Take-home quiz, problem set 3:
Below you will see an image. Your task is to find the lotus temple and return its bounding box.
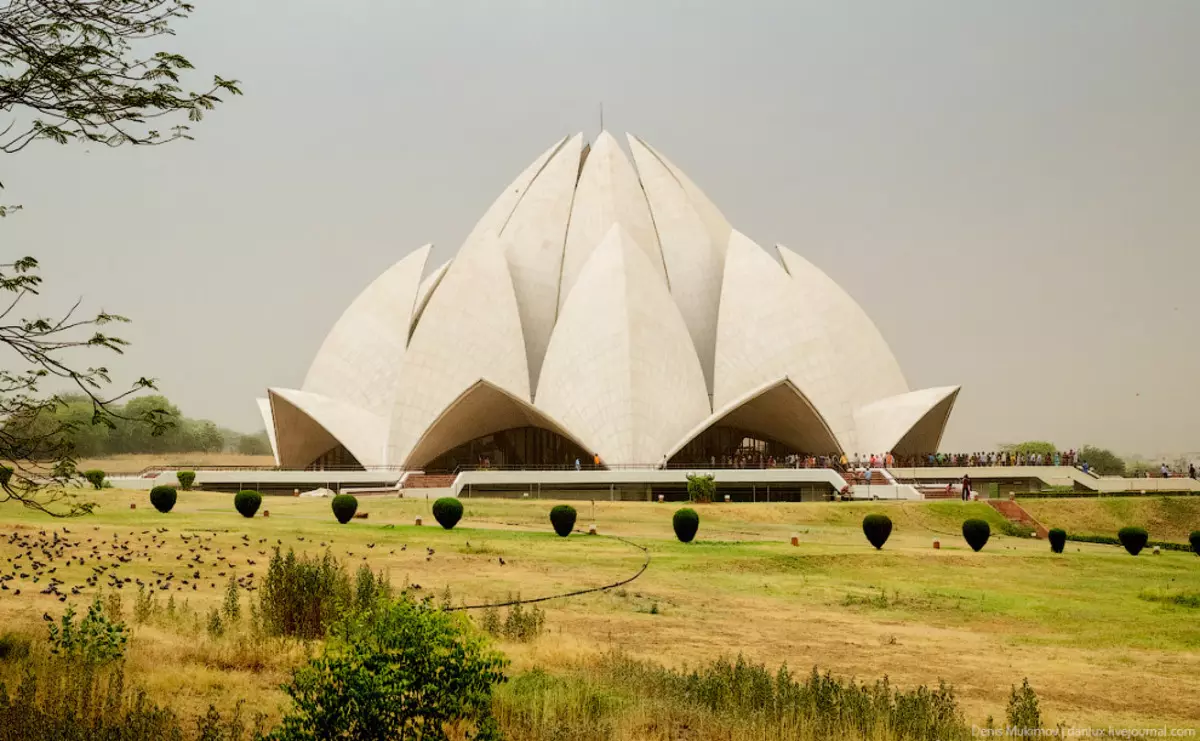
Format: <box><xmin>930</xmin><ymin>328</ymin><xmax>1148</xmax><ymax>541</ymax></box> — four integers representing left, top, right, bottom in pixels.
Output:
<box><xmin>127</xmin><ymin>131</ymin><xmax>1186</xmax><ymax>501</ymax></box>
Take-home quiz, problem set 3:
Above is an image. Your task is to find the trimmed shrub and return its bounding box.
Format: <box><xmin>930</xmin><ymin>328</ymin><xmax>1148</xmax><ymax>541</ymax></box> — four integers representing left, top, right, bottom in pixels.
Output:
<box><xmin>432</xmin><ymin>497</ymin><xmax>463</xmax><ymax>530</ymax></box>
<box><xmin>148</xmin><ymin>486</ymin><xmax>177</xmax><ymax>514</ymax></box>
<box><xmin>1048</xmin><ymin>528</ymin><xmax>1066</xmax><ymax>554</ymax></box>
<box><xmin>331</xmin><ymin>494</ymin><xmax>358</xmax><ymax>524</ymax></box>
<box><xmin>176</xmin><ymin>470</ymin><xmax>196</xmax><ymax>490</ymax></box>
<box><xmin>235</xmin><ymin>489</ymin><xmax>263</xmax><ymax>518</ymax></box>
<box><xmin>962</xmin><ymin>519</ymin><xmax>990</xmax><ymax>552</ymax></box>
<box><xmin>672</xmin><ymin>508</ymin><xmax>700</xmax><ymax>543</ymax></box>
<box><xmin>83</xmin><ymin>469</ymin><xmax>106</xmax><ymax>490</ymax></box>
<box><xmin>862</xmin><ymin>514</ymin><xmax>892</xmax><ymax>550</ymax></box>
<box><xmin>549</xmin><ymin>505</ymin><xmax>577</xmax><ymax>537</ymax></box>
<box><xmin>1191</xmin><ymin>531</ymin><xmax>1200</xmax><ymax>556</ymax></box>
<box><xmin>1066</xmin><ymin>532</ymin><xmax>1189</xmax><ymax>552</ymax></box>
<box><xmin>1118</xmin><ymin>526</ymin><xmax>1149</xmax><ymax>556</ymax></box>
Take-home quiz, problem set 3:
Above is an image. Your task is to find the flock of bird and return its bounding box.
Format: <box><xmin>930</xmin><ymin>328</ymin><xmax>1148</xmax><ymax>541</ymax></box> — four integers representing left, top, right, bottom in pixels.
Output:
<box><xmin>1</xmin><ymin>522</ymin><xmax>510</xmax><ymax>609</ymax></box>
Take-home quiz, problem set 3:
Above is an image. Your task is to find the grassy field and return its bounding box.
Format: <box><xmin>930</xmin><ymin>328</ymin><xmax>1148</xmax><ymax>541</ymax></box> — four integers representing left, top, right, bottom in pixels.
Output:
<box><xmin>73</xmin><ymin>453</ymin><xmax>277</xmax><ymax>474</ymax></box>
<box><xmin>1</xmin><ymin>490</ymin><xmax>1198</xmax><ymax>734</ymax></box>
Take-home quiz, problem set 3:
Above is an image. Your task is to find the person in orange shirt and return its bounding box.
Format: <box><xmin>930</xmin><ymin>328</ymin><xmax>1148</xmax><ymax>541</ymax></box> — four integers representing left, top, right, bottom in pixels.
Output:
<box><xmin>592</xmin><ymin>452</ymin><xmax>601</xmax><ymax>469</ymax></box>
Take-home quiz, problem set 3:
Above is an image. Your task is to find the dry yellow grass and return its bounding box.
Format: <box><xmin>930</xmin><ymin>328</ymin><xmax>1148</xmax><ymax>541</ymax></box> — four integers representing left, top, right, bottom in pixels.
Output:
<box><xmin>1</xmin><ymin>490</ymin><xmax>1198</xmax><ymax>732</ymax></box>
<box><xmin>73</xmin><ymin>453</ymin><xmax>277</xmax><ymax>474</ymax></box>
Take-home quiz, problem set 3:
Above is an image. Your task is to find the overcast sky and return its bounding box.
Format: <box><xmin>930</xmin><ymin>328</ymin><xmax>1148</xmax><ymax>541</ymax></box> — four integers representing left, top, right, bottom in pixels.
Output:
<box><xmin>5</xmin><ymin>0</ymin><xmax>1198</xmax><ymax>457</ymax></box>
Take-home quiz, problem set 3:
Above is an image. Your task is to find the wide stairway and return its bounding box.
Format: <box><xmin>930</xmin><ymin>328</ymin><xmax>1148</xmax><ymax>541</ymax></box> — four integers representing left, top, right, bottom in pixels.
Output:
<box><xmin>402</xmin><ymin>473</ymin><xmax>457</xmax><ymax>489</ymax></box>
<box><xmin>986</xmin><ymin>499</ymin><xmax>1049</xmax><ymax>538</ymax></box>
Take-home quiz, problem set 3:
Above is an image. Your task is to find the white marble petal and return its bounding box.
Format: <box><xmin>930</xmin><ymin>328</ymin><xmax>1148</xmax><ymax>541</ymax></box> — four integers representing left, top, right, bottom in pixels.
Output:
<box><xmin>537</xmin><ymin>224</ymin><xmax>710</xmax><ymax>466</ymax></box>
<box><xmin>302</xmin><ymin>245</ymin><xmax>430</xmax><ymax>417</ymax></box>
<box><xmin>637</xmin><ymin>137</ymin><xmax>732</xmax><ymax>262</ymax></box>
<box><xmin>854</xmin><ymin>386</ymin><xmax>961</xmax><ymax>457</ymax></box>
<box><xmin>410</xmin><ymin>258</ymin><xmax>451</xmax><ymax>339</ymax></box>
<box><xmin>256</xmin><ymin>397</ymin><xmax>280</xmax><ymax>466</ymax></box>
<box><xmin>387</xmin><ymin>238</ymin><xmax>531</xmax><ymax>466</ymax></box>
<box><xmin>627</xmin><ymin>134</ymin><xmax>724</xmax><ymax>392</ymax></box>
<box><xmin>559</xmin><ymin>131</ymin><xmax>664</xmax><ymax>312</ymax></box>
<box><xmin>268</xmin><ymin>388</ymin><xmax>388</xmax><ymax>468</ymax></box>
<box><xmin>497</xmin><ymin>133</ymin><xmax>584</xmax><ymax>390</ymax></box>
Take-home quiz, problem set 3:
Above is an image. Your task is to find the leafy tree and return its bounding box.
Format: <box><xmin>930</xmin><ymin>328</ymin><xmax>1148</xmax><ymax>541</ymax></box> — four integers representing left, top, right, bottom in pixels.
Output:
<box><xmin>1</xmin><ymin>0</ymin><xmax>240</xmax><ymax>515</ymax></box>
<box><xmin>267</xmin><ymin>596</ymin><xmax>507</xmax><ymax>741</ymax></box>
<box><xmin>237</xmin><ymin>431</ymin><xmax>272</xmax><ymax>456</ymax></box>
<box><xmin>686</xmin><ymin>473</ymin><xmax>715</xmax><ymax>503</ymax></box>
<box><xmin>1000</xmin><ymin>441</ymin><xmax>1057</xmax><ymax>456</ymax></box>
<box><xmin>1078</xmin><ymin>445</ymin><xmax>1125</xmax><ymax>476</ymax></box>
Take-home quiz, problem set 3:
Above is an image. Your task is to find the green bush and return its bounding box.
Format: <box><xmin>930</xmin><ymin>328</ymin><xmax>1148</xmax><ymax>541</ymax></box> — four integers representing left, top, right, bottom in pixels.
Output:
<box><xmin>673</xmin><ymin>508</ymin><xmax>700</xmax><ymax>543</ymax></box>
<box><xmin>331</xmin><ymin>494</ymin><xmax>358</xmax><ymax>524</ymax></box>
<box><xmin>235</xmin><ymin>489</ymin><xmax>262</xmax><ymax>518</ymax></box>
<box><xmin>1048</xmin><ymin>528</ymin><xmax>1066</xmax><ymax>554</ymax></box>
<box><xmin>1190</xmin><ymin>531</ymin><xmax>1199</xmax><ymax>556</ymax></box>
<box><xmin>149</xmin><ymin>485</ymin><xmax>177</xmax><ymax>514</ymax></box>
<box><xmin>259</xmin><ymin>547</ymin><xmax>352</xmax><ymax>639</ymax></box>
<box><xmin>432</xmin><ymin>497</ymin><xmax>463</xmax><ymax>529</ymax></box>
<box><xmin>686</xmin><ymin>473</ymin><xmax>716</xmax><ymax>503</ymax></box>
<box><xmin>549</xmin><ymin>504</ymin><xmax>577</xmax><ymax>537</ymax></box>
<box><xmin>861</xmin><ymin>514</ymin><xmax>892</xmax><ymax>550</ymax></box>
<box><xmin>1118</xmin><ymin>526</ymin><xmax>1148</xmax><ymax>556</ymax></box>
<box><xmin>997</xmin><ymin>520</ymin><xmax>1036</xmax><ymax>538</ymax></box>
<box><xmin>265</xmin><ymin>595</ymin><xmax>508</xmax><ymax>741</ymax></box>
<box><xmin>83</xmin><ymin>469</ymin><xmax>106</xmax><ymax>490</ymax></box>
<box><xmin>48</xmin><ymin>595</ymin><xmax>127</xmax><ymax>664</ymax></box>
<box><xmin>962</xmin><ymin>519</ymin><xmax>990</xmax><ymax>552</ymax></box>
<box><xmin>176</xmin><ymin>470</ymin><xmax>196</xmax><ymax>490</ymax></box>
<box><xmin>1006</xmin><ymin>678</ymin><xmax>1042</xmax><ymax>734</ymax></box>
<box><xmin>1066</xmin><ymin>533</ymin><xmax>1189</xmax><ymax>552</ymax></box>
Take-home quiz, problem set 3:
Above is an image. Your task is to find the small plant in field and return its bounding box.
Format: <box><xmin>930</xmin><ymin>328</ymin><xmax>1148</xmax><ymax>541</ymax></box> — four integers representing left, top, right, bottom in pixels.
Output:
<box><xmin>331</xmin><ymin>494</ymin><xmax>358</xmax><ymax>524</ymax></box>
<box><xmin>0</xmin><ymin>632</ymin><xmax>31</xmax><ymax>661</ymax></box>
<box><xmin>235</xmin><ymin>489</ymin><xmax>262</xmax><ymax>518</ymax></box>
<box><xmin>1006</xmin><ymin>678</ymin><xmax>1042</xmax><ymax>733</ymax></box>
<box><xmin>479</xmin><ymin>604</ymin><xmax>501</xmax><ymax>635</ymax></box>
<box><xmin>133</xmin><ymin>585</ymin><xmax>159</xmax><ymax>624</ymax></box>
<box><xmin>1189</xmin><ymin>530</ymin><xmax>1199</xmax><ymax>556</ymax></box>
<box><xmin>149</xmin><ymin>485</ymin><xmax>177</xmax><ymax>513</ymax></box>
<box><xmin>222</xmin><ymin>576</ymin><xmax>241</xmax><ymax>622</ymax></box>
<box><xmin>1118</xmin><ymin>526</ymin><xmax>1148</xmax><ymax>556</ymax></box>
<box><xmin>48</xmin><ymin>596</ymin><xmax>127</xmax><ymax>664</ymax></box>
<box><xmin>206</xmin><ymin>608</ymin><xmax>225</xmax><ymax>638</ymax></box>
<box><xmin>1048</xmin><ymin>528</ymin><xmax>1066</xmax><ymax>554</ymax></box>
<box><xmin>673</xmin><ymin>508</ymin><xmax>700</xmax><ymax>543</ymax></box>
<box><xmin>862</xmin><ymin>514</ymin><xmax>892</xmax><ymax>549</ymax></box>
<box><xmin>962</xmin><ymin>519</ymin><xmax>990</xmax><ymax>552</ymax></box>
<box><xmin>549</xmin><ymin>504</ymin><xmax>577</xmax><ymax>537</ymax></box>
<box><xmin>432</xmin><ymin>497</ymin><xmax>463</xmax><ymax>529</ymax></box>
<box><xmin>176</xmin><ymin>470</ymin><xmax>196</xmax><ymax>490</ymax></box>
<box><xmin>83</xmin><ymin>469</ymin><xmax>106</xmax><ymax>490</ymax></box>
<box><xmin>103</xmin><ymin>591</ymin><xmax>123</xmax><ymax>622</ymax></box>
<box><xmin>686</xmin><ymin>473</ymin><xmax>715</xmax><ymax>503</ymax></box>
<box><xmin>354</xmin><ymin>563</ymin><xmax>392</xmax><ymax>613</ymax></box>
<box><xmin>258</xmin><ymin>547</ymin><xmax>353</xmax><ymax>639</ymax></box>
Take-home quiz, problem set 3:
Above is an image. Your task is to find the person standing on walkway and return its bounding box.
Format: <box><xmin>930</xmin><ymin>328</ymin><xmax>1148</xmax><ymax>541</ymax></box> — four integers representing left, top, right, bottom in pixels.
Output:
<box><xmin>575</xmin><ymin>458</ymin><xmax>581</xmax><ymax>471</ymax></box>
<box><xmin>1190</xmin><ymin>462</ymin><xmax>1196</xmax><ymax>480</ymax></box>
<box><xmin>1161</xmin><ymin>462</ymin><xmax>1170</xmax><ymax>478</ymax></box>
<box><xmin>961</xmin><ymin>474</ymin><xmax>972</xmax><ymax>502</ymax></box>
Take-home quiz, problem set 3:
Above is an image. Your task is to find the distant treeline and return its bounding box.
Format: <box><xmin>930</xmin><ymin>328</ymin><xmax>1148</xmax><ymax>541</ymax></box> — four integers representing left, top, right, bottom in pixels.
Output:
<box><xmin>16</xmin><ymin>393</ymin><xmax>271</xmax><ymax>458</ymax></box>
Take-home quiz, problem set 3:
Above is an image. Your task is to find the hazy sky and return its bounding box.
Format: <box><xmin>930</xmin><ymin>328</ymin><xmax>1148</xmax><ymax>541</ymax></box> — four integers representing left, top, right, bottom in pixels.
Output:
<box><xmin>6</xmin><ymin>0</ymin><xmax>1198</xmax><ymax>456</ymax></box>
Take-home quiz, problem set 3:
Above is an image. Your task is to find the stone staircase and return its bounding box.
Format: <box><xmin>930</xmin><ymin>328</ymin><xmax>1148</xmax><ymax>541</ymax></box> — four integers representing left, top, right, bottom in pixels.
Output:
<box><xmin>402</xmin><ymin>473</ymin><xmax>457</xmax><ymax>489</ymax></box>
<box><xmin>986</xmin><ymin>499</ymin><xmax>1049</xmax><ymax>538</ymax></box>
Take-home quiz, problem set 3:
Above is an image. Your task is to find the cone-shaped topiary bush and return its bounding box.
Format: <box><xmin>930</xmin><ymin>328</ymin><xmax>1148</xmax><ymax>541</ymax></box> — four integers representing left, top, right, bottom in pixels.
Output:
<box><xmin>673</xmin><ymin>508</ymin><xmax>700</xmax><ymax>543</ymax></box>
<box><xmin>176</xmin><ymin>471</ymin><xmax>196</xmax><ymax>490</ymax></box>
<box><xmin>1118</xmin><ymin>526</ymin><xmax>1148</xmax><ymax>556</ymax></box>
<box><xmin>962</xmin><ymin>519</ymin><xmax>990</xmax><ymax>552</ymax></box>
<box><xmin>332</xmin><ymin>494</ymin><xmax>358</xmax><ymax>524</ymax></box>
<box><xmin>432</xmin><ymin>497</ymin><xmax>463</xmax><ymax>530</ymax></box>
<box><xmin>549</xmin><ymin>505</ymin><xmax>577</xmax><ymax>537</ymax></box>
<box><xmin>1191</xmin><ymin>531</ymin><xmax>1200</xmax><ymax>556</ymax></box>
<box><xmin>235</xmin><ymin>490</ymin><xmax>263</xmax><ymax>518</ymax></box>
<box><xmin>862</xmin><ymin>514</ymin><xmax>892</xmax><ymax>550</ymax></box>
<box><xmin>149</xmin><ymin>486</ymin><xmax>177</xmax><ymax>514</ymax></box>
<box><xmin>1048</xmin><ymin>528</ymin><xmax>1066</xmax><ymax>554</ymax></box>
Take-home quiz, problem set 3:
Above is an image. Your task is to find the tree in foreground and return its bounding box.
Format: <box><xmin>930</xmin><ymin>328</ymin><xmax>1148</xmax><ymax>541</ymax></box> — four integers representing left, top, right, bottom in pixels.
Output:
<box><xmin>549</xmin><ymin>504</ymin><xmax>577</xmax><ymax>537</ymax></box>
<box><xmin>862</xmin><ymin>514</ymin><xmax>892</xmax><ymax>550</ymax></box>
<box><xmin>1078</xmin><ymin>445</ymin><xmax>1125</xmax><ymax>476</ymax></box>
<box><xmin>1048</xmin><ymin>528</ymin><xmax>1066</xmax><ymax>554</ymax></box>
<box><xmin>0</xmin><ymin>0</ymin><xmax>239</xmax><ymax>516</ymax></box>
<box><xmin>962</xmin><ymin>519</ymin><xmax>990</xmax><ymax>552</ymax></box>
<box><xmin>267</xmin><ymin>596</ymin><xmax>507</xmax><ymax>741</ymax></box>
<box><xmin>432</xmin><ymin>497</ymin><xmax>463</xmax><ymax>529</ymax></box>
